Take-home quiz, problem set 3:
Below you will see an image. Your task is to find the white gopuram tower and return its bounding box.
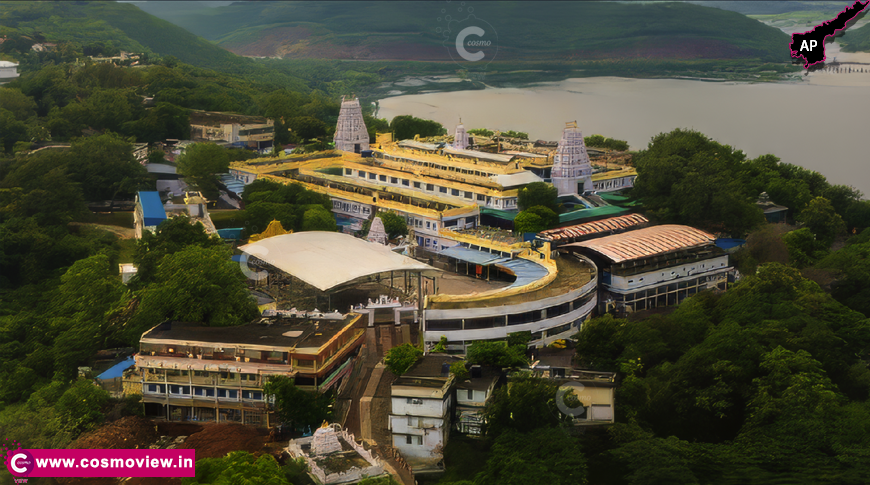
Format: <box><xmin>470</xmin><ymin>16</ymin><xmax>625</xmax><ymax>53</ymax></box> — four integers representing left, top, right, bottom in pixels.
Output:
<box><xmin>453</xmin><ymin>121</ymin><xmax>469</xmax><ymax>150</ymax></box>
<box><xmin>551</xmin><ymin>121</ymin><xmax>593</xmax><ymax>196</ymax></box>
<box><xmin>367</xmin><ymin>215</ymin><xmax>388</xmax><ymax>245</ymax></box>
<box><xmin>334</xmin><ymin>96</ymin><xmax>369</xmax><ymax>153</ymax></box>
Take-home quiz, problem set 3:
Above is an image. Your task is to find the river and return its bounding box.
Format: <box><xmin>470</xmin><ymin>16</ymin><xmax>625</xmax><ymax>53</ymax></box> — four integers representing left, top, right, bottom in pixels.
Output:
<box><xmin>378</xmin><ymin>45</ymin><xmax>870</xmax><ymax>195</ymax></box>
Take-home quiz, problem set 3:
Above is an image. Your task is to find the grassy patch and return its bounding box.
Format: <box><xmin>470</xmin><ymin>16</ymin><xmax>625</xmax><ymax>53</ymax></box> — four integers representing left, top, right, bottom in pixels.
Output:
<box><xmin>77</xmin><ymin>212</ymin><xmax>135</xmax><ymax>228</ymax></box>
<box><xmin>116</xmin><ymin>238</ymin><xmax>138</xmax><ymax>264</ymax></box>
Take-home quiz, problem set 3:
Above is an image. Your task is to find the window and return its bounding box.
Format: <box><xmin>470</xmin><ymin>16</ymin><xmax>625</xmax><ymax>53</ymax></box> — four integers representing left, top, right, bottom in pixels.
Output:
<box><xmin>345</xmin><ymin>168</ymin><xmax>352</xmax><ymax>175</ymax></box>
<box><xmin>379</xmin><ymin>175</ymin><xmax>387</xmax><ymax>182</ymax></box>
<box><xmin>414</xmin><ymin>182</ymin><xmax>421</xmax><ymax>188</ymax></box>
<box><xmin>464</xmin><ymin>191</ymin><xmax>473</xmax><ymax>199</ymax></box>
<box><xmin>217</xmin><ymin>389</ymin><xmax>238</xmax><ymax>399</ymax></box>
<box><xmin>439</xmin><ymin>187</ymin><xmax>447</xmax><ymax>193</ymax></box>
<box><xmin>359</xmin><ymin>171</ymin><xmax>366</xmax><ymax>178</ymax></box>
<box><xmin>169</xmin><ymin>385</ymin><xmax>190</xmax><ymax>395</ymax></box>
<box><xmin>194</xmin><ymin>387</ymin><xmax>215</xmax><ymax>397</ymax></box>
<box><xmin>243</xmin><ymin>390</ymin><xmax>263</xmax><ymax>400</ymax></box>
<box><xmin>406</xmin><ymin>435</ymin><xmax>412</xmax><ymax>445</ymax></box>
<box><xmin>477</xmin><ymin>194</ymin><xmax>486</xmax><ymax>201</ymax></box>
<box><xmin>390</xmin><ymin>177</ymin><xmax>398</xmax><ymax>184</ymax></box>
<box><xmin>402</xmin><ymin>179</ymin><xmax>410</xmax><ymax>186</ymax></box>
<box><xmin>426</xmin><ymin>221</ymin><xmax>431</xmax><ymax>229</ymax></box>
<box><xmin>427</xmin><ymin>319</ymin><xmax>462</xmax><ymax>330</ymax></box>
<box><xmin>427</xmin><ymin>184</ymin><xmax>434</xmax><ymax>191</ymax></box>
<box><xmin>369</xmin><ymin>173</ymin><xmax>376</xmax><ymax>180</ymax></box>
<box><xmin>451</xmin><ymin>189</ymin><xmax>460</xmax><ymax>196</ymax></box>
<box><xmin>467</xmin><ymin>389</ymin><xmax>473</xmax><ymax>400</ymax></box>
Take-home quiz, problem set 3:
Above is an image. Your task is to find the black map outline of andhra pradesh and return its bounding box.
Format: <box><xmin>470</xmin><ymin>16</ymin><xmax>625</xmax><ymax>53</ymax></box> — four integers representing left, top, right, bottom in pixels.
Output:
<box><xmin>790</xmin><ymin>0</ymin><xmax>870</xmax><ymax>68</ymax></box>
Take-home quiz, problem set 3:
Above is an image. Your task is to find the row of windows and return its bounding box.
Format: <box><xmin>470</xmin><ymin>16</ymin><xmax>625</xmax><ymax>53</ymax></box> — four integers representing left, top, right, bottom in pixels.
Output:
<box><xmin>349</xmin><ymin>169</ymin><xmax>493</xmax><ymax>204</ymax></box>
<box><xmin>625</xmin><ymin>262</ymin><xmax>727</xmax><ymax>285</ymax></box>
<box><xmin>156</xmin><ymin>370</ymin><xmax>260</xmax><ymax>381</ymax></box>
<box><xmin>427</xmin><ymin>292</ymin><xmax>595</xmax><ymax>331</ymax></box>
<box><xmin>611</xmin><ymin>276</ymin><xmax>724</xmax><ymax>302</ymax></box>
<box><xmin>377</xmin><ymin>153</ymin><xmax>497</xmax><ymax>178</ymax></box>
<box><xmin>145</xmin><ymin>384</ymin><xmax>263</xmax><ymax>400</ymax></box>
<box><xmin>416</xmin><ymin>236</ymin><xmax>443</xmax><ymax>249</ymax></box>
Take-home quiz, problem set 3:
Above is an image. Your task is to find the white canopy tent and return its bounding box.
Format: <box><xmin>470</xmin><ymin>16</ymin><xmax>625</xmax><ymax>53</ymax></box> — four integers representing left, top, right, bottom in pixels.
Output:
<box><xmin>238</xmin><ymin>231</ymin><xmax>437</xmax><ymax>292</ymax></box>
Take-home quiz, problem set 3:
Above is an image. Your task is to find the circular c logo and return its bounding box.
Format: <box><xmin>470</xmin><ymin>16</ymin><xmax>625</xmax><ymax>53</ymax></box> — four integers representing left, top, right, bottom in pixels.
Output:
<box><xmin>238</xmin><ymin>245</ymin><xmax>269</xmax><ymax>283</ymax></box>
<box><xmin>442</xmin><ymin>14</ymin><xmax>498</xmax><ymax>68</ymax></box>
<box><xmin>8</xmin><ymin>451</ymin><xmax>34</xmax><ymax>477</ymax></box>
<box><xmin>555</xmin><ymin>382</ymin><xmax>588</xmax><ymax>418</ymax></box>
<box><xmin>456</xmin><ymin>26</ymin><xmax>486</xmax><ymax>62</ymax></box>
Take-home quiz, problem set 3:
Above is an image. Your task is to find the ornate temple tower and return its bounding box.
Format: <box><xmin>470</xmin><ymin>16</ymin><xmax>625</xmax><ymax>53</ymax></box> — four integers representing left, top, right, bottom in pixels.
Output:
<box><xmin>551</xmin><ymin>121</ymin><xmax>593</xmax><ymax>196</ymax></box>
<box><xmin>453</xmin><ymin>121</ymin><xmax>469</xmax><ymax>150</ymax></box>
<box><xmin>333</xmin><ymin>97</ymin><xmax>369</xmax><ymax>153</ymax></box>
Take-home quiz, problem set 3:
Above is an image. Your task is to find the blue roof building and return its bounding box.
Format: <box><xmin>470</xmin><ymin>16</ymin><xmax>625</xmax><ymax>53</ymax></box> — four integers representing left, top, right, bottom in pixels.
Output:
<box><xmin>135</xmin><ymin>191</ymin><xmax>167</xmax><ymax>238</ymax></box>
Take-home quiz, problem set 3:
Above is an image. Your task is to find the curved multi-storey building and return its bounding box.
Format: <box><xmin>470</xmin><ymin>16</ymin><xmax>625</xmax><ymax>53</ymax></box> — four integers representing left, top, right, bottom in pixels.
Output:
<box><xmin>422</xmin><ymin>230</ymin><xmax>598</xmax><ymax>351</ymax></box>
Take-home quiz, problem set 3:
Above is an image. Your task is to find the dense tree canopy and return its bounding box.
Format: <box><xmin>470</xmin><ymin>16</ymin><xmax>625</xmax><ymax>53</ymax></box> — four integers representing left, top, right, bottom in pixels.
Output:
<box><xmin>67</xmin><ymin>133</ymin><xmax>150</xmax><ymax>201</ymax></box>
<box><xmin>176</xmin><ymin>142</ymin><xmax>230</xmax><ymax>200</ymax></box>
<box><xmin>262</xmin><ymin>376</ymin><xmax>332</xmax><ymax>429</ymax></box>
<box><xmin>482</xmin><ymin>374</ymin><xmax>570</xmax><ymax>438</ymax></box>
<box><xmin>474</xmin><ymin>428</ymin><xmax>587</xmax><ymax>485</ymax></box>
<box><xmin>231</xmin><ymin>179</ymin><xmax>335</xmax><ymax>236</ymax></box>
<box><xmin>798</xmin><ymin>196</ymin><xmax>846</xmax><ymax>245</ymax></box>
<box><xmin>573</xmin><ymin>262</ymin><xmax>870</xmax><ymax>482</ymax></box>
<box><xmin>466</xmin><ymin>341</ymin><xmax>528</xmax><ymax>369</ymax></box>
<box><xmin>183</xmin><ymin>451</ymin><xmax>289</xmax><ymax>485</ymax></box>
<box><xmin>127</xmin><ymin>245</ymin><xmax>260</xmax><ymax>341</ymax></box>
<box><xmin>517</xmin><ymin>182</ymin><xmax>558</xmax><ymax>212</ymax></box>
<box><xmin>376</xmin><ymin>211</ymin><xmax>408</xmax><ymax>239</ymax></box>
<box><xmin>390</xmin><ymin>115</ymin><xmax>446</xmax><ymax>141</ymax></box>
<box><xmin>632</xmin><ymin>129</ymin><xmax>764</xmax><ymax>235</ymax></box>
<box><xmin>384</xmin><ymin>344</ymin><xmax>423</xmax><ymax>376</ymax></box>
<box><xmin>584</xmin><ymin>134</ymin><xmax>629</xmax><ymax>151</ymax></box>
<box><xmin>133</xmin><ymin>215</ymin><xmax>223</xmax><ymax>285</ymax></box>
<box><xmin>513</xmin><ymin>206</ymin><xmax>558</xmax><ymax>234</ymax></box>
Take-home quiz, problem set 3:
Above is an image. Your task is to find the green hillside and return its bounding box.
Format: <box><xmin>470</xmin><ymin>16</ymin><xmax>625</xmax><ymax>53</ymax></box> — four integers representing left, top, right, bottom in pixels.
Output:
<box><xmin>0</xmin><ymin>1</ymin><xmax>245</xmax><ymax>72</ymax></box>
<box><xmin>138</xmin><ymin>1</ymin><xmax>792</xmax><ymax>62</ymax></box>
<box><xmin>841</xmin><ymin>21</ymin><xmax>870</xmax><ymax>52</ymax></box>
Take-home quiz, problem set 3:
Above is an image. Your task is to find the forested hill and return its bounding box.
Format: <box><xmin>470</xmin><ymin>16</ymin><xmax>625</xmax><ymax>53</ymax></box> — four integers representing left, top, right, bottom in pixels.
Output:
<box><xmin>136</xmin><ymin>1</ymin><xmax>791</xmax><ymax>62</ymax></box>
<box><xmin>0</xmin><ymin>1</ymin><xmax>246</xmax><ymax>73</ymax></box>
<box><xmin>841</xmin><ymin>21</ymin><xmax>870</xmax><ymax>52</ymax></box>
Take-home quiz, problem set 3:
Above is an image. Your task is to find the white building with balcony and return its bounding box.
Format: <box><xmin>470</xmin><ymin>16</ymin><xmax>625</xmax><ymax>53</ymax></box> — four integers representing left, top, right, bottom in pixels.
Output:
<box><xmin>388</xmin><ymin>355</ymin><xmax>462</xmax><ymax>474</ymax></box>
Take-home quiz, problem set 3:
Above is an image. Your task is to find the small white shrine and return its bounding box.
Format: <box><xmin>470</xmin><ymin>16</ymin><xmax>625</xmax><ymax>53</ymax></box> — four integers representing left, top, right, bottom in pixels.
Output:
<box><xmin>367</xmin><ymin>216</ymin><xmax>388</xmax><ymax>245</ymax></box>
<box><xmin>453</xmin><ymin>122</ymin><xmax>469</xmax><ymax>150</ymax></box>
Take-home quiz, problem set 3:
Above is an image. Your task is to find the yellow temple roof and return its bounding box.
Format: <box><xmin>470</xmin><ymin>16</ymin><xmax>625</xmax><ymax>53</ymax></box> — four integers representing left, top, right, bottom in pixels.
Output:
<box><xmin>248</xmin><ymin>219</ymin><xmax>290</xmax><ymax>243</ymax></box>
